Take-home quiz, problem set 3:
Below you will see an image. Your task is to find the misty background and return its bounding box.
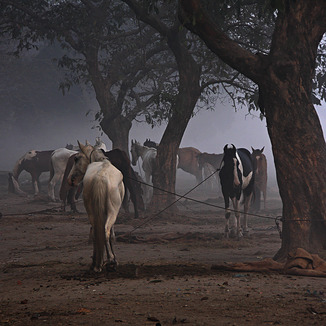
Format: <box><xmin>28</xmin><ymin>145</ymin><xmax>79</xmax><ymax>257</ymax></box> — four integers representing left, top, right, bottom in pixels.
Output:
<box><xmin>1</xmin><ymin>46</ymin><xmax>325</xmax><ymax>191</ymax></box>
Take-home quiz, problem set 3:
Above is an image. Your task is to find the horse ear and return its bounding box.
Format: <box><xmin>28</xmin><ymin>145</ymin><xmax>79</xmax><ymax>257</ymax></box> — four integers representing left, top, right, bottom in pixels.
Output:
<box><xmin>223</xmin><ymin>144</ymin><xmax>228</xmax><ymax>152</ymax></box>
<box><xmin>78</xmin><ymin>140</ymin><xmax>86</xmax><ymax>152</ymax></box>
<box><xmin>85</xmin><ymin>140</ymin><xmax>91</xmax><ymax>146</ymax></box>
<box><xmin>251</xmin><ymin>146</ymin><xmax>254</xmax><ymax>152</ymax></box>
<box><xmin>261</xmin><ymin>146</ymin><xmax>265</xmax><ymax>152</ymax></box>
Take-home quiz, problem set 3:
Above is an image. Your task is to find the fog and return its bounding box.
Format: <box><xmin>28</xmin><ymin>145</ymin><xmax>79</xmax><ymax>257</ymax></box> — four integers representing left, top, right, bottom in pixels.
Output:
<box><xmin>2</xmin><ymin>89</ymin><xmax>325</xmax><ymax>190</ymax></box>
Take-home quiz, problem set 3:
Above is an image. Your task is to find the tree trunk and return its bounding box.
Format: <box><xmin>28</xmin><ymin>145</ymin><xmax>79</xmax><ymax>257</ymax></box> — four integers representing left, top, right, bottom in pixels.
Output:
<box><xmin>261</xmin><ymin>78</ymin><xmax>326</xmax><ymax>261</ymax></box>
<box><xmin>260</xmin><ymin>2</ymin><xmax>326</xmax><ymax>260</ymax></box>
<box><xmin>179</xmin><ymin>0</ymin><xmax>326</xmax><ymax>261</ymax></box>
<box><xmin>100</xmin><ymin>115</ymin><xmax>132</xmax><ymax>156</ymax></box>
<box><xmin>150</xmin><ymin>88</ymin><xmax>201</xmax><ymax>211</ymax></box>
<box><xmin>149</xmin><ymin>29</ymin><xmax>202</xmax><ymax>211</ymax></box>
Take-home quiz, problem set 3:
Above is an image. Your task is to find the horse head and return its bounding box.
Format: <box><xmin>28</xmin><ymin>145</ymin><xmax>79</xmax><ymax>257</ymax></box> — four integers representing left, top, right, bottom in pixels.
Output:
<box><xmin>78</xmin><ymin>141</ymin><xmax>94</xmax><ymax>159</ymax></box>
<box><xmin>222</xmin><ymin>144</ymin><xmax>241</xmax><ymax>187</ymax></box>
<box><xmin>67</xmin><ymin>152</ymin><xmax>88</xmax><ymax>187</ymax></box>
<box><xmin>94</xmin><ymin>137</ymin><xmax>107</xmax><ymax>152</ymax></box>
<box><xmin>130</xmin><ymin>139</ymin><xmax>139</xmax><ymax>166</ymax></box>
<box><xmin>143</xmin><ymin>138</ymin><xmax>158</xmax><ymax>149</ymax></box>
<box><xmin>251</xmin><ymin>146</ymin><xmax>266</xmax><ymax>176</ymax></box>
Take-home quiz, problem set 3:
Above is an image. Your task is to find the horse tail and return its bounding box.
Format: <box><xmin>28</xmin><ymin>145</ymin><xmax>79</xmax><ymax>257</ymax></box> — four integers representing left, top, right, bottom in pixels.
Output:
<box><xmin>90</xmin><ymin>177</ymin><xmax>109</xmax><ymax>269</ymax></box>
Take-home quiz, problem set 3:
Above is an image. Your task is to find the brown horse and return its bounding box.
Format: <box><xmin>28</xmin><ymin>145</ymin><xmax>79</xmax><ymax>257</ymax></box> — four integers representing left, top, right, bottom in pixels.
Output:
<box><xmin>143</xmin><ymin>140</ymin><xmax>204</xmax><ymax>185</ymax></box>
<box><xmin>60</xmin><ymin>149</ymin><xmax>144</xmax><ymax>218</ymax></box>
<box><xmin>251</xmin><ymin>147</ymin><xmax>267</xmax><ymax>211</ymax></box>
<box><xmin>177</xmin><ymin>147</ymin><xmax>203</xmax><ymax>184</ymax></box>
<box><xmin>196</xmin><ymin>152</ymin><xmax>224</xmax><ymax>171</ymax></box>
<box><xmin>8</xmin><ymin>150</ymin><xmax>54</xmax><ymax>195</ymax></box>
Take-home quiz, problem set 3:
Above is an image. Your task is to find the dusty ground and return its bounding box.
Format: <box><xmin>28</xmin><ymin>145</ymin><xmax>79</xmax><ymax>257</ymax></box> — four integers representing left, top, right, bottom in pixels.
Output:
<box><xmin>1</xmin><ymin>174</ymin><xmax>326</xmax><ymax>325</ymax></box>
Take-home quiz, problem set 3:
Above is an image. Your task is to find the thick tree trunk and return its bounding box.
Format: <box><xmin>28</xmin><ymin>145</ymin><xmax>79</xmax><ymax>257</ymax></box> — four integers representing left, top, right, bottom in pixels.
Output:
<box><xmin>150</xmin><ymin>86</ymin><xmax>201</xmax><ymax>211</ymax></box>
<box><xmin>100</xmin><ymin>115</ymin><xmax>132</xmax><ymax>156</ymax></box>
<box><xmin>261</xmin><ymin>81</ymin><xmax>326</xmax><ymax>261</ymax></box>
<box><xmin>149</xmin><ymin>29</ymin><xmax>202</xmax><ymax>211</ymax></box>
<box><xmin>260</xmin><ymin>2</ymin><xmax>326</xmax><ymax>260</ymax></box>
<box><xmin>179</xmin><ymin>0</ymin><xmax>326</xmax><ymax>261</ymax></box>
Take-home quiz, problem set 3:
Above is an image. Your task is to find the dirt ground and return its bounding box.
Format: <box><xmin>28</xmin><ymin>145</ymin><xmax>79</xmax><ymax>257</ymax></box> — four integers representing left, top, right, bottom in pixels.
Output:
<box><xmin>1</xmin><ymin>174</ymin><xmax>326</xmax><ymax>326</ymax></box>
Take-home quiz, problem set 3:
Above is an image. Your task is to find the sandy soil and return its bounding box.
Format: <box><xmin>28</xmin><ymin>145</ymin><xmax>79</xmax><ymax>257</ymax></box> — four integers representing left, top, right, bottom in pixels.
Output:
<box><xmin>1</xmin><ymin>175</ymin><xmax>326</xmax><ymax>325</ymax></box>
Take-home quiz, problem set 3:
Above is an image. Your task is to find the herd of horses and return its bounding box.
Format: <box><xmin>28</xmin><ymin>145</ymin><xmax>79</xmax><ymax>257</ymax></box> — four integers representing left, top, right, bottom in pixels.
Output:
<box><xmin>8</xmin><ymin>137</ymin><xmax>267</xmax><ymax>272</ymax></box>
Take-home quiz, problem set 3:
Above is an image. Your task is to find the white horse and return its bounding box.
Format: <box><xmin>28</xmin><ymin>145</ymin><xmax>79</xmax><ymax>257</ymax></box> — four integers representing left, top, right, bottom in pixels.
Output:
<box><xmin>130</xmin><ymin>139</ymin><xmax>157</xmax><ymax>204</ymax></box>
<box><xmin>48</xmin><ymin>148</ymin><xmax>78</xmax><ymax>201</ymax></box>
<box><xmin>68</xmin><ymin>141</ymin><xmax>124</xmax><ymax>272</ymax></box>
<box><xmin>48</xmin><ymin>139</ymin><xmax>107</xmax><ymax>201</ymax></box>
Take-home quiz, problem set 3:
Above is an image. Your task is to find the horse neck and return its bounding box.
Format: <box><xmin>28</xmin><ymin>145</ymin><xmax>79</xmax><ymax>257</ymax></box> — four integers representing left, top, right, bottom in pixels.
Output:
<box><xmin>12</xmin><ymin>158</ymin><xmax>24</xmax><ymax>179</ymax></box>
<box><xmin>137</xmin><ymin>145</ymin><xmax>150</xmax><ymax>160</ymax></box>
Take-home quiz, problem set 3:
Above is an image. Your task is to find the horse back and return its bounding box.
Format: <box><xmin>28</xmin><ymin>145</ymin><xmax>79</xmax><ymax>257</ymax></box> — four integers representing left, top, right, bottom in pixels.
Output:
<box><xmin>84</xmin><ymin>161</ymin><xmax>123</xmax><ymax>188</ymax></box>
<box><xmin>237</xmin><ymin>148</ymin><xmax>254</xmax><ymax>177</ymax></box>
<box><xmin>178</xmin><ymin>147</ymin><xmax>201</xmax><ymax>172</ymax></box>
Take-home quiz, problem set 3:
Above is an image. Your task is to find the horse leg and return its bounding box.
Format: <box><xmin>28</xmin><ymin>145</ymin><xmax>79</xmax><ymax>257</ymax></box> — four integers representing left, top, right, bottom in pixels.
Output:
<box><xmin>144</xmin><ymin>172</ymin><xmax>152</xmax><ymax>206</ymax></box>
<box><xmin>121</xmin><ymin>188</ymin><xmax>130</xmax><ymax>214</ymax></box>
<box><xmin>104</xmin><ymin>219</ymin><xmax>118</xmax><ymax>271</ymax></box>
<box><xmin>48</xmin><ymin>172</ymin><xmax>60</xmax><ymax>201</ymax></box>
<box><xmin>263</xmin><ymin>187</ymin><xmax>267</xmax><ymax>210</ymax></box>
<box><xmin>31</xmin><ymin>173</ymin><xmax>40</xmax><ymax>196</ymax></box>
<box><xmin>231</xmin><ymin>197</ymin><xmax>241</xmax><ymax>238</ymax></box>
<box><xmin>67</xmin><ymin>187</ymin><xmax>78</xmax><ymax>213</ymax></box>
<box><xmin>243</xmin><ymin>193</ymin><xmax>253</xmax><ymax>235</ymax></box>
<box><xmin>223</xmin><ymin>193</ymin><xmax>231</xmax><ymax>238</ymax></box>
<box><xmin>124</xmin><ymin>179</ymin><xmax>139</xmax><ymax>218</ymax></box>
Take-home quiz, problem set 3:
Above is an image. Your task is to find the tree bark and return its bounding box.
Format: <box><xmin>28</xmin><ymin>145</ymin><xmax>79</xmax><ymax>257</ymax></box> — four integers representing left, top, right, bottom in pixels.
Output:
<box><xmin>100</xmin><ymin>114</ymin><xmax>132</xmax><ymax>155</ymax></box>
<box><xmin>179</xmin><ymin>0</ymin><xmax>326</xmax><ymax>260</ymax></box>
<box><xmin>148</xmin><ymin>27</ymin><xmax>202</xmax><ymax>211</ymax></box>
<box><xmin>122</xmin><ymin>0</ymin><xmax>203</xmax><ymax>211</ymax></box>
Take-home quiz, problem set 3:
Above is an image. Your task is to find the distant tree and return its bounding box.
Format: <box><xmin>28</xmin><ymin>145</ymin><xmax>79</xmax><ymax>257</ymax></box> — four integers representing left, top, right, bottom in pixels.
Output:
<box><xmin>0</xmin><ymin>0</ymin><xmax>173</xmax><ymax>154</ymax></box>
<box><xmin>1</xmin><ymin>0</ymin><xmax>262</xmax><ymax>210</ymax></box>
<box><xmin>179</xmin><ymin>0</ymin><xmax>326</xmax><ymax>259</ymax></box>
<box><xmin>122</xmin><ymin>0</ymin><xmax>271</xmax><ymax>209</ymax></box>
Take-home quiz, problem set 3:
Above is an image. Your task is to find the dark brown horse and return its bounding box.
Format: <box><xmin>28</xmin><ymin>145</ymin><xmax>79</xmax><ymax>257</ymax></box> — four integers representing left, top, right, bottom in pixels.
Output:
<box><xmin>8</xmin><ymin>150</ymin><xmax>54</xmax><ymax>195</ymax></box>
<box><xmin>251</xmin><ymin>147</ymin><xmax>267</xmax><ymax>211</ymax></box>
<box><xmin>60</xmin><ymin>149</ymin><xmax>144</xmax><ymax>218</ymax></box>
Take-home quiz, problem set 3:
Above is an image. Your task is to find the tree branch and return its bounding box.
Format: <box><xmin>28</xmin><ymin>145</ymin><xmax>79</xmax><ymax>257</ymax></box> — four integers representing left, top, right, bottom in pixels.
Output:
<box><xmin>178</xmin><ymin>0</ymin><xmax>265</xmax><ymax>84</ymax></box>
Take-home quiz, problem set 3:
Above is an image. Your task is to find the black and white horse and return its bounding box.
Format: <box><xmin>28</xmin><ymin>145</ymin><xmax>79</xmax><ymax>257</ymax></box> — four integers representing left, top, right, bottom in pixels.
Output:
<box><xmin>219</xmin><ymin>144</ymin><xmax>255</xmax><ymax>238</ymax></box>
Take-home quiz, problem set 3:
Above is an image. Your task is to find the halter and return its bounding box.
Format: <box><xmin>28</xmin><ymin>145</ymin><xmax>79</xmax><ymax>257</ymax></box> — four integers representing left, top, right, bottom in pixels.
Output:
<box><xmin>89</xmin><ymin>149</ymin><xmax>97</xmax><ymax>163</ymax></box>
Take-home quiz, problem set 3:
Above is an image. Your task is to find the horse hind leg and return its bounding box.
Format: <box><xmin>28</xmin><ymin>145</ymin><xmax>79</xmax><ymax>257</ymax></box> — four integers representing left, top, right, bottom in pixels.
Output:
<box><xmin>48</xmin><ymin>173</ymin><xmax>61</xmax><ymax>202</ymax></box>
<box><xmin>31</xmin><ymin>174</ymin><xmax>40</xmax><ymax>196</ymax></box>
<box><xmin>242</xmin><ymin>193</ymin><xmax>253</xmax><ymax>235</ymax></box>
<box><xmin>263</xmin><ymin>188</ymin><xmax>267</xmax><ymax>210</ymax></box>
<box><xmin>223</xmin><ymin>195</ymin><xmax>231</xmax><ymax>238</ymax></box>
<box><xmin>231</xmin><ymin>197</ymin><xmax>242</xmax><ymax>239</ymax></box>
<box><xmin>104</xmin><ymin>220</ymin><xmax>118</xmax><ymax>272</ymax></box>
<box><xmin>121</xmin><ymin>189</ymin><xmax>130</xmax><ymax>214</ymax></box>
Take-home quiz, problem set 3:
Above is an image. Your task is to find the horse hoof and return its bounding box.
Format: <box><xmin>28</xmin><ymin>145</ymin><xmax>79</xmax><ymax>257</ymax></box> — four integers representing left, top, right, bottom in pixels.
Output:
<box><xmin>243</xmin><ymin>230</ymin><xmax>249</xmax><ymax>237</ymax></box>
<box><xmin>105</xmin><ymin>262</ymin><xmax>117</xmax><ymax>272</ymax></box>
<box><xmin>90</xmin><ymin>266</ymin><xmax>102</xmax><ymax>273</ymax></box>
<box><xmin>229</xmin><ymin>228</ymin><xmax>237</xmax><ymax>238</ymax></box>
